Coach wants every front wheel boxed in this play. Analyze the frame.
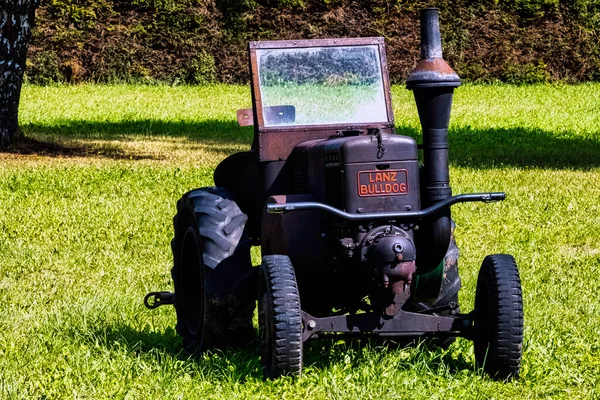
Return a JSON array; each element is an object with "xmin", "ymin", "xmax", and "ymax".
[
  {"xmin": 473, "ymin": 254, "xmax": 523, "ymax": 380},
  {"xmin": 258, "ymin": 255, "xmax": 303, "ymax": 379}
]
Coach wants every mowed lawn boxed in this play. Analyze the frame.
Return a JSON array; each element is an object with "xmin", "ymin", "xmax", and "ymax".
[{"xmin": 1, "ymin": 83, "xmax": 599, "ymax": 398}]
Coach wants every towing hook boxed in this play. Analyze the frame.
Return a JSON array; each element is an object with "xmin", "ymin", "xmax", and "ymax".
[{"xmin": 144, "ymin": 291, "xmax": 175, "ymax": 309}]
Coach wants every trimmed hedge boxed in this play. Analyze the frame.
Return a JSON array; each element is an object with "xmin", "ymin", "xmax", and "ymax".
[{"xmin": 26, "ymin": 0, "xmax": 600, "ymax": 84}]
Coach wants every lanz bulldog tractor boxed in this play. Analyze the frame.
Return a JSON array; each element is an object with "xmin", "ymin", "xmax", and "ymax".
[{"xmin": 145, "ymin": 8, "xmax": 524, "ymax": 380}]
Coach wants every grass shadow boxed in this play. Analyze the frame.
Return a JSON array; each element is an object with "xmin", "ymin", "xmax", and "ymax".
[
  {"xmin": 21, "ymin": 119, "xmax": 253, "ymax": 144},
  {"xmin": 6, "ymin": 119, "xmax": 254, "ymax": 159},
  {"xmin": 398, "ymin": 124, "xmax": 600, "ymax": 170},
  {"xmin": 2, "ymin": 135, "xmax": 160, "ymax": 160},
  {"xmin": 80, "ymin": 321, "xmax": 472, "ymax": 381},
  {"xmin": 303, "ymin": 337, "xmax": 472, "ymax": 376},
  {"xmin": 80, "ymin": 322, "xmax": 264, "ymax": 382},
  {"xmin": 14, "ymin": 119, "xmax": 600, "ymax": 169}
]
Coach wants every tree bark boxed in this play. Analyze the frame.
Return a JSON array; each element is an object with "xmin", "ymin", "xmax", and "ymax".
[{"xmin": 0, "ymin": 0, "xmax": 40, "ymax": 149}]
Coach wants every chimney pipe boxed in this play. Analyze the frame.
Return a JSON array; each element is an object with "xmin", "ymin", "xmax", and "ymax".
[
  {"xmin": 406, "ymin": 9, "xmax": 460, "ymax": 290},
  {"xmin": 420, "ymin": 8, "xmax": 443, "ymax": 60}
]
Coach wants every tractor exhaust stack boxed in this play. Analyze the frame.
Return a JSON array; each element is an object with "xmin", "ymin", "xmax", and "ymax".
[{"xmin": 407, "ymin": 8, "xmax": 461, "ymax": 283}]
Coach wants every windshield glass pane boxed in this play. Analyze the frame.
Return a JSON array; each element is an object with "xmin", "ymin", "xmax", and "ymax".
[{"xmin": 256, "ymin": 45, "xmax": 388, "ymax": 127}]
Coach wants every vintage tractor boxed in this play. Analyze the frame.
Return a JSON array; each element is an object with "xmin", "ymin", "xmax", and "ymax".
[{"xmin": 145, "ymin": 8, "xmax": 523, "ymax": 380}]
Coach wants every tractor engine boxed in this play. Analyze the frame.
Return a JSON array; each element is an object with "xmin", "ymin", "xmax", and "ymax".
[
  {"xmin": 293, "ymin": 132, "xmax": 421, "ymax": 215},
  {"xmin": 262, "ymin": 131, "xmax": 424, "ymax": 313}
]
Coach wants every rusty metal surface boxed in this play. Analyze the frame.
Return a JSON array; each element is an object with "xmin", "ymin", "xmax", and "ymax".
[
  {"xmin": 406, "ymin": 9, "xmax": 460, "ymax": 89},
  {"xmin": 405, "ymin": 58, "xmax": 460, "ymax": 88},
  {"xmin": 378, "ymin": 41, "xmax": 395, "ymax": 125},
  {"xmin": 257, "ymin": 125, "xmax": 393, "ymax": 161},
  {"xmin": 383, "ymin": 260, "xmax": 416, "ymax": 295},
  {"xmin": 249, "ymin": 48, "xmax": 264, "ymax": 129},
  {"xmin": 236, "ymin": 109, "xmax": 254, "ymax": 126},
  {"xmin": 249, "ymin": 37, "xmax": 386, "ymax": 50}
]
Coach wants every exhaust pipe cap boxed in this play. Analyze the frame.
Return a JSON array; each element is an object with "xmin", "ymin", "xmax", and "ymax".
[{"xmin": 406, "ymin": 8, "xmax": 460, "ymax": 90}]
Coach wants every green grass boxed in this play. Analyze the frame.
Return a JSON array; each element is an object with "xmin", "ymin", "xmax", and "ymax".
[
  {"xmin": 1, "ymin": 83, "xmax": 599, "ymax": 398},
  {"xmin": 260, "ymin": 84, "xmax": 387, "ymax": 125}
]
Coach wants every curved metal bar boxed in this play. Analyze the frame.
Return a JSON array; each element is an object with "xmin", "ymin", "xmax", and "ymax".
[{"xmin": 266, "ymin": 192, "xmax": 505, "ymax": 222}]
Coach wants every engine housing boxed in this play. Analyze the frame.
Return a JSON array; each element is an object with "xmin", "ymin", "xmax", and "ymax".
[{"xmin": 291, "ymin": 133, "xmax": 421, "ymax": 213}]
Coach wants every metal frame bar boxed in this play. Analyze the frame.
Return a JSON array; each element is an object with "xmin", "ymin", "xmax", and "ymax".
[
  {"xmin": 267, "ymin": 192, "xmax": 505, "ymax": 221},
  {"xmin": 301, "ymin": 310, "xmax": 474, "ymax": 342}
]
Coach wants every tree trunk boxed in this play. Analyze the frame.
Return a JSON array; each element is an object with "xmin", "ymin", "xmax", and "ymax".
[{"xmin": 0, "ymin": 0, "xmax": 40, "ymax": 149}]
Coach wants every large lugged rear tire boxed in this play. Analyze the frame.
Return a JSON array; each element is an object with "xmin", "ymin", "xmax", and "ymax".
[
  {"xmin": 406, "ymin": 233, "xmax": 461, "ymax": 348},
  {"xmin": 403, "ymin": 225, "xmax": 461, "ymax": 348},
  {"xmin": 258, "ymin": 255, "xmax": 303, "ymax": 379},
  {"xmin": 474, "ymin": 254, "xmax": 523, "ymax": 380},
  {"xmin": 171, "ymin": 187, "xmax": 256, "ymax": 352},
  {"xmin": 410, "ymin": 231, "xmax": 461, "ymax": 312}
]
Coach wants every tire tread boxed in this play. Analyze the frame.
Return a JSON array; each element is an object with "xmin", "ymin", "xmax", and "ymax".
[
  {"xmin": 171, "ymin": 187, "xmax": 255, "ymax": 352},
  {"xmin": 474, "ymin": 254, "xmax": 523, "ymax": 380},
  {"xmin": 259, "ymin": 255, "xmax": 303, "ymax": 378}
]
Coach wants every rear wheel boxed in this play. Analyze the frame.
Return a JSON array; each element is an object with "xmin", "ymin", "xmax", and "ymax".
[
  {"xmin": 171, "ymin": 187, "xmax": 256, "ymax": 352},
  {"xmin": 404, "ymin": 227, "xmax": 461, "ymax": 347},
  {"xmin": 258, "ymin": 255, "xmax": 303, "ymax": 379},
  {"xmin": 408, "ymin": 223, "xmax": 461, "ymax": 313},
  {"xmin": 473, "ymin": 254, "xmax": 523, "ymax": 380},
  {"xmin": 426, "ymin": 233, "xmax": 461, "ymax": 311}
]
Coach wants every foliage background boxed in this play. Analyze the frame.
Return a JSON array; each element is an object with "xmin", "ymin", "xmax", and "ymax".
[{"xmin": 27, "ymin": 0, "xmax": 600, "ymax": 85}]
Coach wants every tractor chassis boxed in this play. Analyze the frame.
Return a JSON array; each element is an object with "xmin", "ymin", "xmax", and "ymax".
[
  {"xmin": 301, "ymin": 292, "xmax": 474, "ymax": 342},
  {"xmin": 269, "ymin": 193, "xmax": 497, "ymax": 344}
]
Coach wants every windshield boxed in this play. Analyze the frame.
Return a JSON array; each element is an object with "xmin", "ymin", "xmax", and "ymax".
[{"xmin": 256, "ymin": 45, "xmax": 388, "ymax": 127}]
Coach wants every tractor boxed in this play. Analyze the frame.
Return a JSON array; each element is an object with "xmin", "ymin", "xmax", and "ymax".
[{"xmin": 145, "ymin": 8, "xmax": 524, "ymax": 380}]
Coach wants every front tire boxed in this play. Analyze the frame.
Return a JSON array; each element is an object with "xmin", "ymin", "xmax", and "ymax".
[
  {"xmin": 258, "ymin": 255, "xmax": 303, "ymax": 379},
  {"xmin": 171, "ymin": 187, "xmax": 255, "ymax": 352},
  {"xmin": 473, "ymin": 254, "xmax": 523, "ymax": 380}
]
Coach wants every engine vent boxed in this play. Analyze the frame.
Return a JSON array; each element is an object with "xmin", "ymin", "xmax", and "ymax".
[
  {"xmin": 325, "ymin": 152, "xmax": 340, "ymax": 167},
  {"xmin": 325, "ymin": 156, "xmax": 344, "ymax": 209},
  {"xmin": 292, "ymin": 159, "xmax": 307, "ymax": 193}
]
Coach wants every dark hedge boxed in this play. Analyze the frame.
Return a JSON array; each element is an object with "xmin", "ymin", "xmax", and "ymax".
[
  {"xmin": 26, "ymin": 0, "xmax": 600, "ymax": 84},
  {"xmin": 258, "ymin": 46, "xmax": 382, "ymax": 86}
]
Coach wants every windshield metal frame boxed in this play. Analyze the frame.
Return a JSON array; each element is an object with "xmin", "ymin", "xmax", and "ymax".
[{"xmin": 248, "ymin": 37, "xmax": 395, "ymax": 161}]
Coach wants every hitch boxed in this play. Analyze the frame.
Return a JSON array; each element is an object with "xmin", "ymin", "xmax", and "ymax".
[{"xmin": 144, "ymin": 291, "xmax": 175, "ymax": 309}]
